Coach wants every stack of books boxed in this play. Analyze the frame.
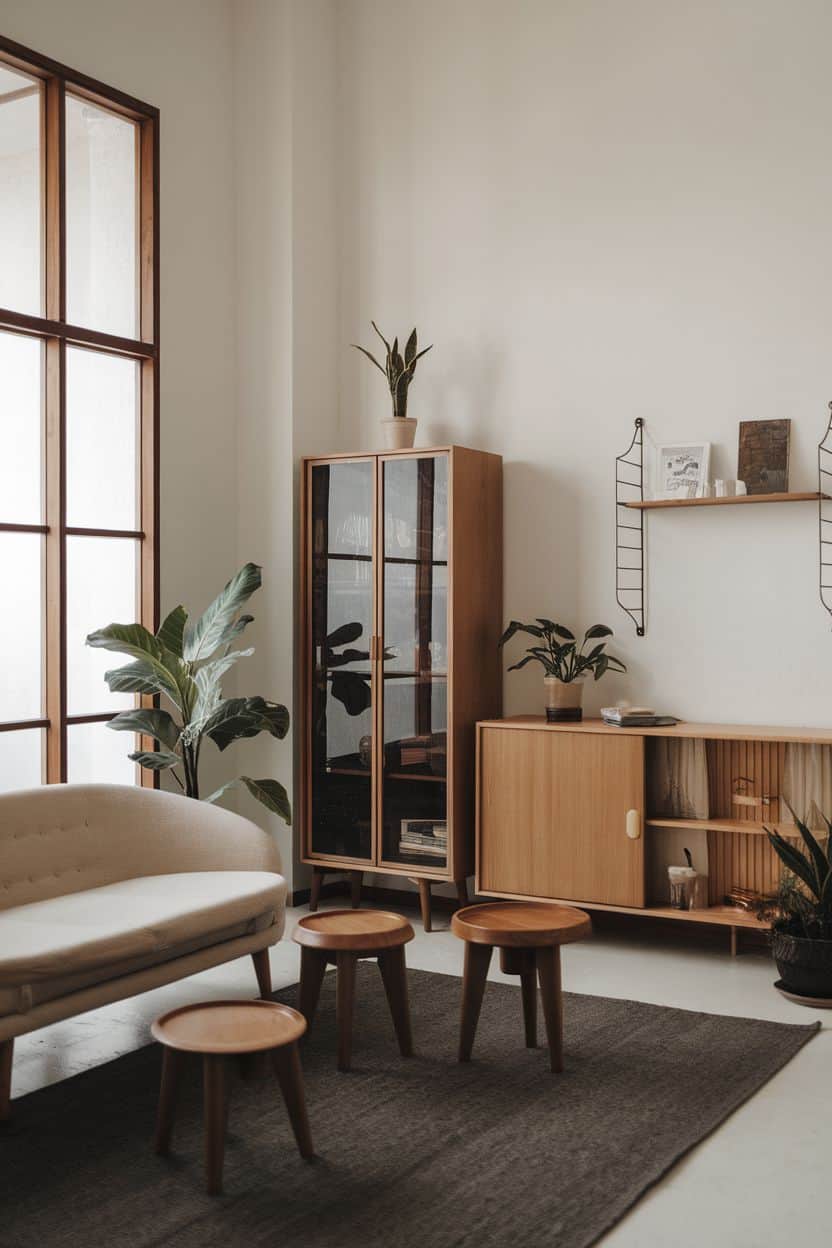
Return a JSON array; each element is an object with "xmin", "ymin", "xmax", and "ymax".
[
  {"xmin": 399, "ymin": 819, "xmax": 447, "ymax": 859},
  {"xmin": 600, "ymin": 707, "xmax": 680, "ymax": 728}
]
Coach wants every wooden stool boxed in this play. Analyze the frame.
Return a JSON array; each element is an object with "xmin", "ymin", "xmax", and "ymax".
[
  {"xmin": 151, "ymin": 1000, "xmax": 314, "ymax": 1194},
  {"xmin": 293, "ymin": 909, "xmax": 414, "ymax": 1071},
  {"xmin": 451, "ymin": 902, "xmax": 591, "ymax": 1073}
]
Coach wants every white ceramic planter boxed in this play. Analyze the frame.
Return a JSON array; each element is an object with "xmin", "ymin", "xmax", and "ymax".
[{"xmin": 381, "ymin": 417, "xmax": 417, "ymax": 450}]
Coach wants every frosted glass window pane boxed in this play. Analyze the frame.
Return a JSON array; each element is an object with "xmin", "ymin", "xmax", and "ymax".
[
  {"xmin": 68, "ymin": 721, "xmax": 136, "ymax": 785},
  {"xmin": 0, "ymin": 331, "xmax": 42, "ymax": 524},
  {"xmin": 0, "ymin": 67, "xmax": 42, "ymax": 315},
  {"xmin": 67, "ymin": 536, "xmax": 137, "ymax": 715},
  {"xmin": 66, "ymin": 95, "xmax": 137, "ymax": 338},
  {"xmin": 67, "ymin": 348, "xmax": 138, "ymax": 529},
  {"xmin": 0, "ymin": 728, "xmax": 43, "ymax": 792},
  {"xmin": 0, "ymin": 532, "xmax": 42, "ymax": 721}
]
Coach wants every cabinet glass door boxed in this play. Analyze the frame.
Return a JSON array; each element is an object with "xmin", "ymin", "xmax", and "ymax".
[
  {"xmin": 380, "ymin": 454, "xmax": 449, "ymax": 870},
  {"xmin": 309, "ymin": 460, "xmax": 374, "ymax": 861}
]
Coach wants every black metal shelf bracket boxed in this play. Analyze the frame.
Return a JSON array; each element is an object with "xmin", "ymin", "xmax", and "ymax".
[
  {"xmin": 616, "ymin": 417, "xmax": 645, "ymax": 637},
  {"xmin": 818, "ymin": 402, "xmax": 832, "ymax": 623}
]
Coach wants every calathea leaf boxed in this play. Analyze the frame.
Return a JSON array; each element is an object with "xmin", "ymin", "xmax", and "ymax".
[
  {"xmin": 499, "ymin": 620, "xmax": 544, "ymax": 645},
  {"xmin": 206, "ymin": 776, "xmax": 291, "ymax": 825},
  {"xmin": 128, "ymin": 749, "xmax": 181, "ymax": 771},
  {"xmin": 156, "ymin": 605, "xmax": 188, "ymax": 657},
  {"xmin": 107, "ymin": 708, "xmax": 181, "ymax": 749},
  {"xmin": 552, "ymin": 624, "xmax": 575, "ymax": 640},
  {"xmin": 183, "ymin": 563, "xmax": 261, "ymax": 663},
  {"xmin": 203, "ymin": 697, "xmax": 290, "ymax": 752},
  {"xmin": 584, "ymin": 624, "xmax": 613, "ymax": 640}
]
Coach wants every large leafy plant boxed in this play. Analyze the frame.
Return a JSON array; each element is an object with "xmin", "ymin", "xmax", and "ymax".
[
  {"xmin": 499, "ymin": 619, "xmax": 627, "ymax": 683},
  {"xmin": 352, "ymin": 322, "xmax": 432, "ymax": 420},
  {"xmin": 767, "ymin": 809, "xmax": 832, "ymax": 940},
  {"xmin": 86, "ymin": 563, "xmax": 290, "ymax": 822}
]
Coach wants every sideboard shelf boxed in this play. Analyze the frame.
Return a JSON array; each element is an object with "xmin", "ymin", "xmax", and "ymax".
[
  {"xmin": 625, "ymin": 491, "xmax": 826, "ymax": 511},
  {"xmin": 645, "ymin": 816, "xmax": 797, "ymax": 838}
]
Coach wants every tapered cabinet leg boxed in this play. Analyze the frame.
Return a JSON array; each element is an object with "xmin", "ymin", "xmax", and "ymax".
[
  {"xmin": 0, "ymin": 1037, "xmax": 13, "ymax": 1122},
  {"xmin": 203, "ymin": 1055, "xmax": 229, "ymax": 1195},
  {"xmin": 417, "ymin": 878, "xmax": 432, "ymax": 933},
  {"xmin": 336, "ymin": 952, "xmax": 357, "ymax": 1072},
  {"xmin": 272, "ymin": 1042, "xmax": 314, "ymax": 1159},
  {"xmin": 309, "ymin": 868, "xmax": 324, "ymax": 912},
  {"xmin": 349, "ymin": 871, "xmax": 363, "ymax": 909},
  {"xmin": 458, "ymin": 942, "xmax": 493, "ymax": 1062},
  {"xmin": 456, "ymin": 879, "xmax": 469, "ymax": 908},
  {"xmin": 298, "ymin": 947, "xmax": 327, "ymax": 1029},
  {"xmin": 536, "ymin": 946, "xmax": 563, "ymax": 1073},
  {"xmin": 155, "ymin": 1047, "xmax": 184, "ymax": 1154},
  {"xmin": 251, "ymin": 948, "xmax": 272, "ymax": 998},
  {"xmin": 377, "ymin": 946, "xmax": 413, "ymax": 1057}
]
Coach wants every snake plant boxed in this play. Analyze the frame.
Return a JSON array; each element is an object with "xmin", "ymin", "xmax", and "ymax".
[
  {"xmin": 86, "ymin": 563, "xmax": 290, "ymax": 822},
  {"xmin": 352, "ymin": 322, "xmax": 432, "ymax": 419},
  {"xmin": 767, "ymin": 807, "xmax": 832, "ymax": 939}
]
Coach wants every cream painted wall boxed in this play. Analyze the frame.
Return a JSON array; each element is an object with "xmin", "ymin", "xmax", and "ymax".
[
  {"xmin": 0, "ymin": 0, "xmax": 241, "ymax": 799},
  {"xmin": 335, "ymin": 0, "xmax": 832, "ymax": 727}
]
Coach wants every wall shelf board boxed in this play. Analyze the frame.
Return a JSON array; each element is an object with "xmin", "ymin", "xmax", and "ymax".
[{"xmin": 625, "ymin": 491, "xmax": 826, "ymax": 511}]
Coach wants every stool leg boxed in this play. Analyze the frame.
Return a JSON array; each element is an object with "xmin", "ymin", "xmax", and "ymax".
[
  {"xmin": 349, "ymin": 871, "xmax": 363, "ymax": 908},
  {"xmin": 459, "ymin": 942, "xmax": 492, "ymax": 1062},
  {"xmin": 298, "ymin": 947, "xmax": 327, "ymax": 1030},
  {"xmin": 203, "ymin": 1055, "xmax": 230, "ymax": 1195},
  {"xmin": 520, "ymin": 960, "xmax": 538, "ymax": 1048},
  {"xmin": 309, "ymin": 868, "xmax": 324, "ymax": 912},
  {"xmin": 251, "ymin": 948, "xmax": 272, "ymax": 998},
  {"xmin": 536, "ymin": 946, "xmax": 563, "ymax": 1073},
  {"xmin": 377, "ymin": 946, "xmax": 413, "ymax": 1057},
  {"xmin": 154, "ymin": 1047, "xmax": 184, "ymax": 1154},
  {"xmin": 417, "ymin": 878, "xmax": 432, "ymax": 933},
  {"xmin": 336, "ymin": 951, "xmax": 357, "ymax": 1071},
  {"xmin": 272, "ymin": 1041, "xmax": 315, "ymax": 1159}
]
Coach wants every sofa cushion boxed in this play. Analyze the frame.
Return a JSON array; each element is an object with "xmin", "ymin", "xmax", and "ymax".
[{"xmin": 0, "ymin": 871, "xmax": 286, "ymax": 995}]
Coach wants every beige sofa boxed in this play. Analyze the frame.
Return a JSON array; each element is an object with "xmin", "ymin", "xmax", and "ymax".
[{"xmin": 0, "ymin": 783, "xmax": 287, "ymax": 1119}]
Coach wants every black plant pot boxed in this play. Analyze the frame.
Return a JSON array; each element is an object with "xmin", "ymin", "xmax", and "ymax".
[{"xmin": 771, "ymin": 926, "xmax": 832, "ymax": 998}]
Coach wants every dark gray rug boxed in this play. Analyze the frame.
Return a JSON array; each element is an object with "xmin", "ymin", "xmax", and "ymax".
[{"xmin": 0, "ymin": 968, "xmax": 818, "ymax": 1248}]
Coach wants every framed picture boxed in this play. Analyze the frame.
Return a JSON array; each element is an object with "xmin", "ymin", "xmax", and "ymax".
[
  {"xmin": 656, "ymin": 443, "xmax": 711, "ymax": 500},
  {"xmin": 738, "ymin": 419, "xmax": 790, "ymax": 495}
]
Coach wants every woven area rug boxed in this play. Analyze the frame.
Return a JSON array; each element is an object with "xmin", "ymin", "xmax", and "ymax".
[{"xmin": 0, "ymin": 967, "xmax": 818, "ymax": 1248}]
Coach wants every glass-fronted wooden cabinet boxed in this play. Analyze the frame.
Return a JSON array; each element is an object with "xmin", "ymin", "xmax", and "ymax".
[{"xmin": 301, "ymin": 446, "xmax": 502, "ymax": 927}]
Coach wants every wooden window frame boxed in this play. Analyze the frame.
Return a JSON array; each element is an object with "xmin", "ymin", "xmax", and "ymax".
[{"xmin": 0, "ymin": 34, "xmax": 159, "ymax": 785}]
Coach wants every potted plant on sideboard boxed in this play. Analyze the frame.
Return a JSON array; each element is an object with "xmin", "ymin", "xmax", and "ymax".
[
  {"xmin": 766, "ymin": 811, "xmax": 832, "ymax": 1000},
  {"xmin": 352, "ymin": 322, "xmax": 433, "ymax": 449},
  {"xmin": 499, "ymin": 618, "xmax": 626, "ymax": 721}
]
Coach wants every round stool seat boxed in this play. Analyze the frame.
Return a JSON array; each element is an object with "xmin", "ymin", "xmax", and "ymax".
[
  {"xmin": 293, "ymin": 908, "xmax": 414, "ymax": 953},
  {"xmin": 452, "ymin": 901, "xmax": 591, "ymax": 948},
  {"xmin": 151, "ymin": 999, "xmax": 306, "ymax": 1055}
]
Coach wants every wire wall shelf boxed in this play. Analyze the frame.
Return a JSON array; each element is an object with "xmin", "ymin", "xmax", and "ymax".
[
  {"xmin": 615, "ymin": 418, "xmax": 645, "ymax": 637},
  {"xmin": 819, "ymin": 402, "xmax": 832, "ymax": 624}
]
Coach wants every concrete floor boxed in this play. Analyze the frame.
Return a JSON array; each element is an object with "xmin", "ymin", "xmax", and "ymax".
[{"xmin": 11, "ymin": 899, "xmax": 830, "ymax": 1247}]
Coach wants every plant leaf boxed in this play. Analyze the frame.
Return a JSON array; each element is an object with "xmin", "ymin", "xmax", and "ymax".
[
  {"xmin": 206, "ymin": 776, "xmax": 292, "ymax": 825},
  {"xmin": 767, "ymin": 829, "xmax": 820, "ymax": 898},
  {"xmin": 404, "ymin": 328, "xmax": 417, "ymax": 366},
  {"xmin": 499, "ymin": 620, "xmax": 544, "ymax": 645},
  {"xmin": 371, "ymin": 321, "xmax": 391, "ymax": 353},
  {"xmin": 128, "ymin": 749, "xmax": 181, "ymax": 771},
  {"xmin": 784, "ymin": 801, "xmax": 830, "ymax": 891},
  {"xmin": 215, "ymin": 614, "xmax": 254, "ymax": 652},
  {"xmin": 203, "ymin": 696, "xmax": 290, "ymax": 752},
  {"xmin": 351, "ymin": 344, "xmax": 386, "ymax": 375},
  {"xmin": 156, "ymin": 605, "xmax": 188, "ymax": 657},
  {"xmin": 584, "ymin": 624, "xmax": 613, "ymax": 640},
  {"xmin": 327, "ymin": 621, "xmax": 364, "ymax": 648},
  {"xmin": 552, "ymin": 624, "xmax": 575, "ymax": 640},
  {"xmin": 507, "ymin": 654, "xmax": 547, "ymax": 672},
  {"xmin": 330, "ymin": 671, "xmax": 372, "ymax": 715},
  {"xmin": 88, "ymin": 624, "xmax": 188, "ymax": 709},
  {"xmin": 104, "ymin": 660, "xmax": 169, "ymax": 697},
  {"xmin": 107, "ymin": 708, "xmax": 180, "ymax": 750},
  {"xmin": 183, "ymin": 563, "xmax": 261, "ymax": 663}
]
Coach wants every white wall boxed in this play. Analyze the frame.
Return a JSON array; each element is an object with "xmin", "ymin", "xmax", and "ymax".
[{"xmin": 335, "ymin": 0, "xmax": 832, "ymax": 726}]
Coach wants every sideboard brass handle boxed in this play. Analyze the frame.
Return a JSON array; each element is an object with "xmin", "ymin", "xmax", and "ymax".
[{"xmin": 625, "ymin": 809, "xmax": 642, "ymax": 840}]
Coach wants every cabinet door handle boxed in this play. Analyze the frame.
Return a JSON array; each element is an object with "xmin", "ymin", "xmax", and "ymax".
[{"xmin": 625, "ymin": 809, "xmax": 642, "ymax": 840}]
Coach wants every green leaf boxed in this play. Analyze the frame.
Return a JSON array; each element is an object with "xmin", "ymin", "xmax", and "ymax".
[
  {"xmin": 499, "ymin": 620, "xmax": 544, "ymax": 645},
  {"xmin": 584, "ymin": 624, "xmax": 613, "ymax": 640},
  {"xmin": 87, "ymin": 623, "xmax": 193, "ymax": 711},
  {"xmin": 128, "ymin": 749, "xmax": 181, "ymax": 771},
  {"xmin": 104, "ymin": 660, "xmax": 168, "ymax": 697},
  {"xmin": 351, "ymin": 344, "xmax": 386, "ymax": 375},
  {"xmin": 107, "ymin": 708, "xmax": 180, "ymax": 750},
  {"xmin": 203, "ymin": 696, "xmax": 290, "ymax": 752},
  {"xmin": 326, "ymin": 648, "xmax": 369, "ymax": 668},
  {"xmin": 183, "ymin": 563, "xmax": 262, "ymax": 663},
  {"xmin": 206, "ymin": 776, "xmax": 291, "ymax": 825},
  {"xmin": 767, "ymin": 829, "xmax": 820, "ymax": 898},
  {"xmin": 331, "ymin": 671, "xmax": 372, "ymax": 716},
  {"xmin": 507, "ymin": 653, "xmax": 548, "ymax": 672},
  {"xmin": 784, "ymin": 801, "xmax": 831, "ymax": 891},
  {"xmin": 404, "ymin": 328, "xmax": 418, "ymax": 366},
  {"xmin": 407, "ymin": 343, "xmax": 432, "ymax": 374},
  {"xmin": 593, "ymin": 655, "xmax": 609, "ymax": 681},
  {"xmin": 552, "ymin": 624, "xmax": 575, "ymax": 640},
  {"xmin": 215, "ymin": 614, "xmax": 254, "ymax": 652},
  {"xmin": 371, "ymin": 321, "xmax": 391, "ymax": 353},
  {"xmin": 156, "ymin": 605, "xmax": 188, "ymax": 657}
]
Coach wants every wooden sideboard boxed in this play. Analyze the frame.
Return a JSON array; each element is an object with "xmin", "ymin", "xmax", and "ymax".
[{"xmin": 475, "ymin": 716, "xmax": 832, "ymax": 950}]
